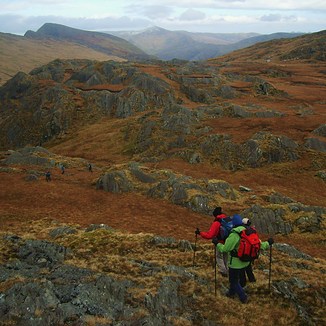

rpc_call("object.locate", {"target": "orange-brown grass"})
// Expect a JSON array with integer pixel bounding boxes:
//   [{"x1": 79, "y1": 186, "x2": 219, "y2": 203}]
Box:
[
  {"x1": 83, "y1": 316, "x2": 113, "y2": 325},
  {"x1": 0, "y1": 167, "x2": 213, "y2": 243},
  {"x1": 0, "y1": 276, "x2": 26, "y2": 293}
]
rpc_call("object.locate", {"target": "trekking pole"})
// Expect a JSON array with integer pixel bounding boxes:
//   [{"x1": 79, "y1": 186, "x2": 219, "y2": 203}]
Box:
[
  {"x1": 193, "y1": 233, "x2": 198, "y2": 267},
  {"x1": 268, "y1": 244, "x2": 273, "y2": 292},
  {"x1": 214, "y1": 245, "x2": 217, "y2": 296}
]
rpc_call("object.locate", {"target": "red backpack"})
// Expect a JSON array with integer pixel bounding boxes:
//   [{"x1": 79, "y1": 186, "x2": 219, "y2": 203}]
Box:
[{"x1": 233, "y1": 227, "x2": 261, "y2": 262}]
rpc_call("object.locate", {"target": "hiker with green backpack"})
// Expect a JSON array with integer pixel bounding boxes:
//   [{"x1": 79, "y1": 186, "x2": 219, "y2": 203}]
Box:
[
  {"x1": 195, "y1": 207, "x2": 232, "y2": 277},
  {"x1": 212, "y1": 214, "x2": 274, "y2": 303}
]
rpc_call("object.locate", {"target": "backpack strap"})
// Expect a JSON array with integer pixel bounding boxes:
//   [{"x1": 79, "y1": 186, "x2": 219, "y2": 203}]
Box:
[{"x1": 230, "y1": 229, "x2": 241, "y2": 257}]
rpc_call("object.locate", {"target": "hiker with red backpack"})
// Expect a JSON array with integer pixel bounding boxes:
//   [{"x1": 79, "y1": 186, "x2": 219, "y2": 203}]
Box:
[
  {"x1": 240, "y1": 218, "x2": 257, "y2": 286},
  {"x1": 195, "y1": 207, "x2": 231, "y2": 277},
  {"x1": 213, "y1": 214, "x2": 274, "y2": 303}
]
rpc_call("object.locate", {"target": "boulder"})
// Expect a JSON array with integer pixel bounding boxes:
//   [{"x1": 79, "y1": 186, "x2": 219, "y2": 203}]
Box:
[{"x1": 304, "y1": 137, "x2": 326, "y2": 152}]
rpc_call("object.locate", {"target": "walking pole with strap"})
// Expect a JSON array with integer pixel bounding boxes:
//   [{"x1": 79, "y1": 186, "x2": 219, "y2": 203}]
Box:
[
  {"x1": 268, "y1": 243, "x2": 273, "y2": 292},
  {"x1": 193, "y1": 233, "x2": 198, "y2": 267},
  {"x1": 214, "y1": 245, "x2": 217, "y2": 296}
]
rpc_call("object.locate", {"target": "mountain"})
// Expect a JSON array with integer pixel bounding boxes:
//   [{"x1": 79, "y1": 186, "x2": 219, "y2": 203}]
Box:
[
  {"x1": 25, "y1": 23, "x2": 152, "y2": 61},
  {"x1": 109, "y1": 26, "x2": 303, "y2": 60},
  {"x1": 0, "y1": 29, "x2": 325, "y2": 325}
]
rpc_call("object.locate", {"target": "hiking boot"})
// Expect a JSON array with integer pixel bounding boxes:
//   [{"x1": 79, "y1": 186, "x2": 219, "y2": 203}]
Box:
[{"x1": 240, "y1": 296, "x2": 248, "y2": 304}]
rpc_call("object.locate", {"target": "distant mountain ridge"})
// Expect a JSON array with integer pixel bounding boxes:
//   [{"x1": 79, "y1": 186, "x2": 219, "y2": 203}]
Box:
[{"x1": 109, "y1": 26, "x2": 304, "y2": 60}]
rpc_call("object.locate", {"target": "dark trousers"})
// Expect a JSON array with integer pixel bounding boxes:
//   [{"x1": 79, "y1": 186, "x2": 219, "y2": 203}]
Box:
[
  {"x1": 240, "y1": 262, "x2": 256, "y2": 287},
  {"x1": 228, "y1": 267, "x2": 247, "y2": 303}
]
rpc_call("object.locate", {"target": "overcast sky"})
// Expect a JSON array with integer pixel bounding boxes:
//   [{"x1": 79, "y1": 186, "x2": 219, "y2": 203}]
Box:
[{"x1": 1, "y1": 0, "x2": 325, "y2": 35}]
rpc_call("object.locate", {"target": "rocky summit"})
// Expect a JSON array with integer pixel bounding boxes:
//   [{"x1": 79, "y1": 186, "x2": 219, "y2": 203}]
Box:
[{"x1": 0, "y1": 30, "x2": 325, "y2": 325}]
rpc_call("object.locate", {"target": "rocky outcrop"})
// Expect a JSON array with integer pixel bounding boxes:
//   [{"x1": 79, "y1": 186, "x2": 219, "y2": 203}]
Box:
[
  {"x1": 2, "y1": 146, "x2": 88, "y2": 169},
  {"x1": 0, "y1": 60, "x2": 175, "y2": 149},
  {"x1": 128, "y1": 106, "x2": 301, "y2": 169},
  {"x1": 97, "y1": 163, "x2": 238, "y2": 215},
  {"x1": 3, "y1": 147, "x2": 54, "y2": 167},
  {"x1": 273, "y1": 277, "x2": 325, "y2": 326},
  {"x1": 200, "y1": 131, "x2": 299, "y2": 170},
  {"x1": 0, "y1": 234, "x2": 202, "y2": 325},
  {"x1": 241, "y1": 204, "x2": 292, "y2": 235},
  {"x1": 201, "y1": 104, "x2": 284, "y2": 118},
  {"x1": 312, "y1": 124, "x2": 326, "y2": 137},
  {"x1": 95, "y1": 164, "x2": 326, "y2": 236},
  {"x1": 241, "y1": 203, "x2": 325, "y2": 235}
]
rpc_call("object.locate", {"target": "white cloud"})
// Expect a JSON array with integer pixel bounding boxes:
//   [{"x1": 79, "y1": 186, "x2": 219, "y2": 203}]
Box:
[
  {"x1": 128, "y1": 0, "x2": 326, "y2": 11},
  {"x1": 179, "y1": 9, "x2": 206, "y2": 21},
  {"x1": 260, "y1": 14, "x2": 283, "y2": 22},
  {"x1": 125, "y1": 4, "x2": 174, "y2": 19},
  {"x1": 260, "y1": 14, "x2": 299, "y2": 22}
]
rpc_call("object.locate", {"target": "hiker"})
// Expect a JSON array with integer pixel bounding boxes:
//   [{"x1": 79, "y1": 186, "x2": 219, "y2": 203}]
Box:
[
  {"x1": 240, "y1": 218, "x2": 256, "y2": 286},
  {"x1": 213, "y1": 214, "x2": 274, "y2": 303},
  {"x1": 195, "y1": 206, "x2": 229, "y2": 277},
  {"x1": 88, "y1": 163, "x2": 92, "y2": 172},
  {"x1": 45, "y1": 171, "x2": 51, "y2": 182},
  {"x1": 61, "y1": 165, "x2": 65, "y2": 174}
]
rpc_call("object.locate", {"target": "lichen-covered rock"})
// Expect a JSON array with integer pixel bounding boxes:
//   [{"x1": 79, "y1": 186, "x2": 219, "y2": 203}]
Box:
[
  {"x1": 49, "y1": 226, "x2": 78, "y2": 238},
  {"x1": 315, "y1": 170, "x2": 326, "y2": 181},
  {"x1": 267, "y1": 192, "x2": 295, "y2": 204},
  {"x1": 312, "y1": 124, "x2": 326, "y2": 137},
  {"x1": 241, "y1": 204, "x2": 292, "y2": 235},
  {"x1": 96, "y1": 170, "x2": 133, "y2": 193},
  {"x1": 18, "y1": 239, "x2": 68, "y2": 268},
  {"x1": 274, "y1": 243, "x2": 313, "y2": 260},
  {"x1": 294, "y1": 215, "x2": 323, "y2": 233}
]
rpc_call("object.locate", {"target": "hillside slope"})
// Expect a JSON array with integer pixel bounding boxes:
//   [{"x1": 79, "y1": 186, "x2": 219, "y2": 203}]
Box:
[
  {"x1": 0, "y1": 23, "x2": 153, "y2": 86},
  {"x1": 0, "y1": 32, "x2": 325, "y2": 205},
  {"x1": 211, "y1": 29, "x2": 326, "y2": 63}
]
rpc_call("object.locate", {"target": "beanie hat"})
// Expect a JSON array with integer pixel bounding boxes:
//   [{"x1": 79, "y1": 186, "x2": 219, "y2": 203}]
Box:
[
  {"x1": 232, "y1": 214, "x2": 243, "y2": 227},
  {"x1": 242, "y1": 218, "x2": 251, "y2": 226},
  {"x1": 213, "y1": 206, "x2": 222, "y2": 217}
]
